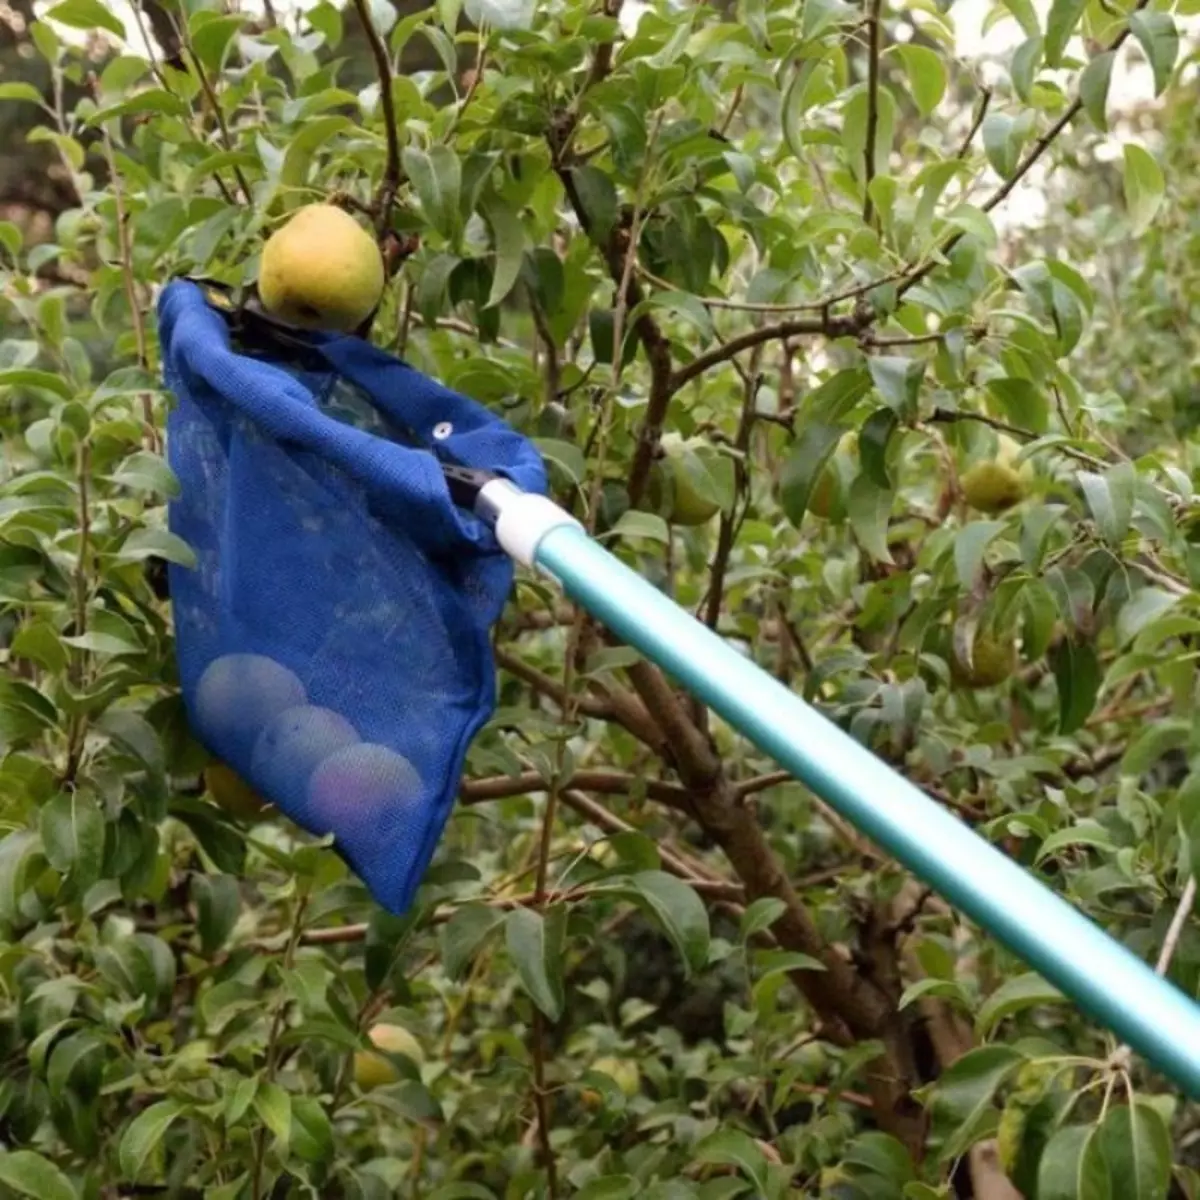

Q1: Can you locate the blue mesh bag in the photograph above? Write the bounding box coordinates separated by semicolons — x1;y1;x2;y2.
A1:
156;279;548;913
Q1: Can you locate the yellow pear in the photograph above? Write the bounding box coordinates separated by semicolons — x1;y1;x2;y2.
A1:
353;1022;424;1091
204;761;269;821
258;204;385;332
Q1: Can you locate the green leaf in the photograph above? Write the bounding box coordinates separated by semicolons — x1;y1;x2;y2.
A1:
802;0;859;39
898;977;969;1010
982;113;1028;179
1120;720;1190;779
1037;1124;1111;1200
622;871;710;976
0;679;59;748
931;1044;1023;1161
892;45;945;117
945;203;997;248
1002;0;1040;37
1011;37;1043;102
1123;144;1165;237
976;973;1066;1036
0;221;21;257
192;874;241;955
1036;819;1118;862
575;1180;638;1200
0;1151;77;1200
1044;0;1086;66
254;1081;291;1146
39;791;105;888
1128;12;1177;96
0;368;72;398
779;422;846;525
868;355;924;417
189;13;245;73
1051;639;1100;734
114;528;197;568
740;897;786;940
480;198;524;309
0;83;45;105
782;58;827;161
278;116;353;192
45;0;125;38
954;521;1005;589
119;1100;185;1181
402;146;463;241
1096;1101;1172;1200
464;0;535;30
108;451;180;498
859;407;897;488
307;1;343;47
47;1029;104;1098
987;377;1048;432
802;367;872;422
693;1129;768;1194
0;831;40;922
569;165;618;243
844;1132;915;1184
752;949;827;979
848;474;894;563
1116;588;1180;648
1080;52;1116;131
440;903;506;979
1077;465;1133;545
610;510;671;544
291;1096;335;1164
505;906;566;1020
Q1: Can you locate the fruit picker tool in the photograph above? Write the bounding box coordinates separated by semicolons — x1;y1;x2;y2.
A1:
162;277;1200;1098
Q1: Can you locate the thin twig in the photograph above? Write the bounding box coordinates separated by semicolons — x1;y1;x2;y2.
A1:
861;0;883;227
955;88;992;160
252;892;309;1200
350;0;403;233
926;409;1107;470
62;442;91;786
637;264;911;316
1154;877;1196;976
899;0;1152;301
718;83;744;136
100;127;158;452
184;46;252;204
702;355;761;629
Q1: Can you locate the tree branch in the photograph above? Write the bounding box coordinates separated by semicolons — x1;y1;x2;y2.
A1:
669;312;866;392
350;0;402;233
496;646;668;751
702;354;761;630
460;769;688;808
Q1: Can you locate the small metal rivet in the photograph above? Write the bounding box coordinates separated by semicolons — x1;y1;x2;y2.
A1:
433;421;453;440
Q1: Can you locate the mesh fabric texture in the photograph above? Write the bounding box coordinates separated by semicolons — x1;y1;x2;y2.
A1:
157;279;548;913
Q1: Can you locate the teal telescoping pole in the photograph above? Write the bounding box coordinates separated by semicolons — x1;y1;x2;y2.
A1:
477;479;1200;1098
